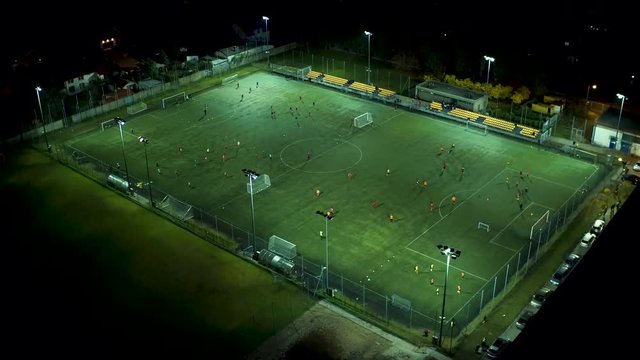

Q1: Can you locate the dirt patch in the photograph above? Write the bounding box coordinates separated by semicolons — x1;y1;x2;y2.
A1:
248;300;446;360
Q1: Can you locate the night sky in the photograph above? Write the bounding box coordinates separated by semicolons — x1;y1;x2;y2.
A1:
1;0;637;137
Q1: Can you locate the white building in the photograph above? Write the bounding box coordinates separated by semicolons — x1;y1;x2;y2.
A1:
64;72;104;95
591;107;640;156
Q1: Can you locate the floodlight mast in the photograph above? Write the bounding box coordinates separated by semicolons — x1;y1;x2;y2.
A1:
35;86;50;151
316;209;335;290
242;169;259;251
364;31;372;84
116;117;131;192
436;244;461;347
138;136;153;206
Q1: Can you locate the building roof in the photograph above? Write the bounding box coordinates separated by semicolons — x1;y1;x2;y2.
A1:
417;80;486;101
596;106;640;135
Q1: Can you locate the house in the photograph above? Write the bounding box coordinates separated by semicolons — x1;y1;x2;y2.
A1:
64;72;104;95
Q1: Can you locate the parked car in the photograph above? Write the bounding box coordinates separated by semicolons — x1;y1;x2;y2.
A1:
530;288;553;308
487;337;512;359
580;232;596;247
515;310;535;330
550;264;571;285
564;253;581;268
590;219;605;235
633;161;640;171
623;173;639;185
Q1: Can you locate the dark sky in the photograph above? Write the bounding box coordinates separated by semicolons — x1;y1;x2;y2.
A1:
1;0;637;138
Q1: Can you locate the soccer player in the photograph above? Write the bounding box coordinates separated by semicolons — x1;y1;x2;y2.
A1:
389;213;395;222
348;171;353;181
429;200;435;212
451;195;457;206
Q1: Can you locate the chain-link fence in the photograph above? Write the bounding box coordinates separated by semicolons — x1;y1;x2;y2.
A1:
52;138;613;344
29;50;617;347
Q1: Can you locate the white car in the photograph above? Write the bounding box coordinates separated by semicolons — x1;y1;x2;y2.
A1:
580;232;596;247
590;219;605;235
634;161;640;171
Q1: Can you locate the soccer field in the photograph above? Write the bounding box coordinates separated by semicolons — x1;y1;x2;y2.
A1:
65;70;608;333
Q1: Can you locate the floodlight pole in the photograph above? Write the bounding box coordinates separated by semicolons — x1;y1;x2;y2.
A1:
483;55;495;94
615;93;626;151
138;136;153;207
35;86;50;151
437;244;461;347
243;169;259;251
316;210;334;290
364;31;372;84
263;16;270;66
116;117;131;192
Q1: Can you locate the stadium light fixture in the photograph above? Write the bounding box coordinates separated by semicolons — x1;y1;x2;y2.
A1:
242;169;260;251
316;209;335;290
138;136;153;207
436;244;461;347
115;117;131;192
615;93;627;150
483;55;495;94
364;31;373;84
586;84;597;105
35;86;50;152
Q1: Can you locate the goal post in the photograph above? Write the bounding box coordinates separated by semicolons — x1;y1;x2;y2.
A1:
162;91;187;109
466;120;488;136
478;221;490;232
100;118;118;131
222;73;238;86
247;174;271;195
127;101;147;115
353;112;373;128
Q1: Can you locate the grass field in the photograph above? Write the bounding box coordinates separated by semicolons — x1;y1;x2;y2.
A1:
64;70;609;331
1;148;315;359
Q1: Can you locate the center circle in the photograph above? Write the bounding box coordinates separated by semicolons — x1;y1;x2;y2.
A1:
280;137;363;174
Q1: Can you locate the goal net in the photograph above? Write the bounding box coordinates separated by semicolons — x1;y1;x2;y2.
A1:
466;120;488;136
127;101;148;115
222;73;238;86
100;118;118;131
157;195;194;221
270;63;305;80
162;92;187;109
477;222;490;232
247;174;271;195
353;112;373;128
268;235;298;260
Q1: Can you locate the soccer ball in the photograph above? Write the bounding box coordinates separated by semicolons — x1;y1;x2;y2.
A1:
530;212;534;216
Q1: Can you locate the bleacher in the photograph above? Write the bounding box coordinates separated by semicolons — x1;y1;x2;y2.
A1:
518;125;539;138
306;70;323;80
377;88;396;97
430;101;443;112
322;74;349;87
482;116;516;132
449;108;480;121
349;81;376;94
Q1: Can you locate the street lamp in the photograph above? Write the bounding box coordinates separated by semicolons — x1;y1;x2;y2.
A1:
316;209;335;290
262;16;270;65
35;86;50;151
364;31;372;84
116;117;130;192
138;136;153;207
242;169;259;251
483;56;495;93
586;84;597;104
436;244;461;347
614;93;627;150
